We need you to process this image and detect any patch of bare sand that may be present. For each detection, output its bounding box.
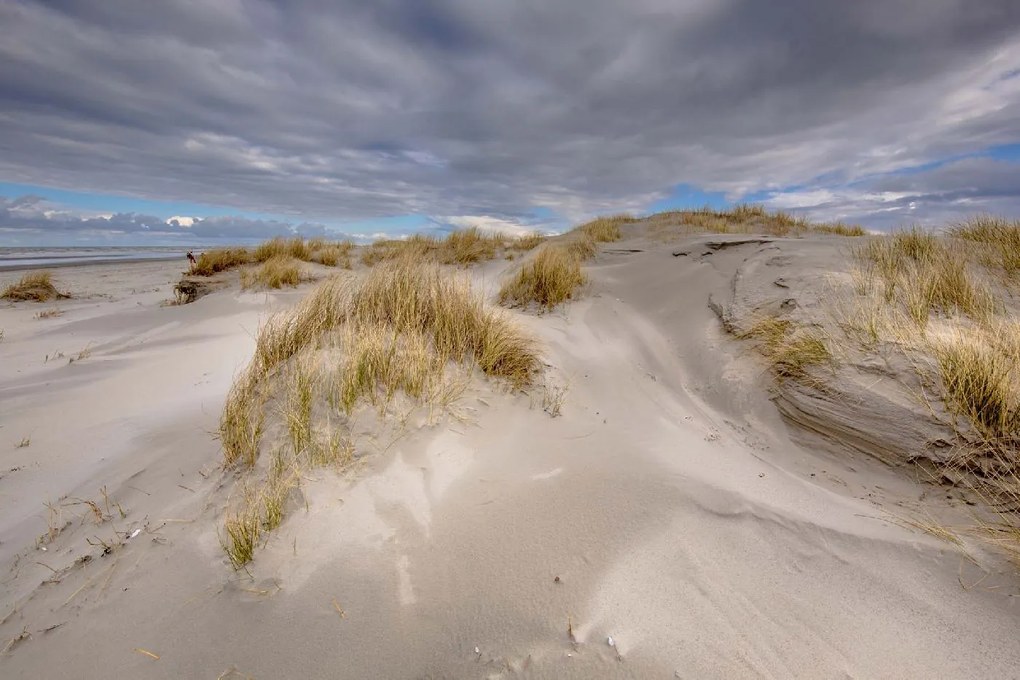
[0,241,1017,678]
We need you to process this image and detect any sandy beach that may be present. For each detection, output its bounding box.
[1,228,1018,679]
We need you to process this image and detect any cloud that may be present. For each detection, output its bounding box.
[0,195,346,242]
[0,1,1019,233]
[764,157,1020,229]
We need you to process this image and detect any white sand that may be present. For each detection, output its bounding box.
[0,243,1017,678]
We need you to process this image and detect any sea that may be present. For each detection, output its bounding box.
[0,246,192,271]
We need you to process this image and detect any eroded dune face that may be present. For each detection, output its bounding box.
[0,223,1017,679]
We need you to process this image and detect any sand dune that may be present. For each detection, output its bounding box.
[0,233,1017,678]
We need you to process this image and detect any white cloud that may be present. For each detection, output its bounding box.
[758,156,1020,229]
[765,189,836,209]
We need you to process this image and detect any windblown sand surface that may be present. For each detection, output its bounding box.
[1,240,1018,678]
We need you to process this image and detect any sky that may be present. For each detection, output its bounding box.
[2,1,1020,245]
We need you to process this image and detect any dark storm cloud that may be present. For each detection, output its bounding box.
[1,0,1020,232]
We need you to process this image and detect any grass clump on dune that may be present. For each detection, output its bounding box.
[219,260,539,565]
[440,227,505,264]
[509,233,547,251]
[739,316,832,383]
[308,241,353,267]
[853,228,997,325]
[253,236,354,267]
[648,204,809,237]
[360,239,399,267]
[356,228,543,268]
[223,503,261,569]
[360,228,512,267]
[932,327,1020,447]
[575,215,636,242]
[646,204,866,239]
[191,237,354,278]
[254,237,310,263]
[498,246,586,311]
[220,370,267,468]
[948,215,1020,279]
[815,222,868,237]
[330,323,443,415]
[348,261,538,386]
[240,255,304,290]
[192,247,253,276]
[566,236,598,261]
[1,271,68,302]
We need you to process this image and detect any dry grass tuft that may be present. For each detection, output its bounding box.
[223,503,260,569]
[815,222,868,237]
[509,233,547,251]
[740,316,832,382]
[193,237,355,277]
[284,360,315,454]
[360,236,434,266]
[220,370,267,467]
[192,248,253,276]
[360,229,511,267]
[645,205,860,239]
[932,329,1020,447]
[498,246,586,311]
[565,236,598,261]
[948,215,1020,279]
[2,272,68,302]
[440,227,505,264]
[329,323,442,414]
[352,261,539,386]
[575,215,636,242]
[308,241,353,268]
[853,229,996,323]
[739,316,792,351]
[253,237,310,263]
[240,255,304,290]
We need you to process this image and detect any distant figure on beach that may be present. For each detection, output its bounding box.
[187,251,197,269]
